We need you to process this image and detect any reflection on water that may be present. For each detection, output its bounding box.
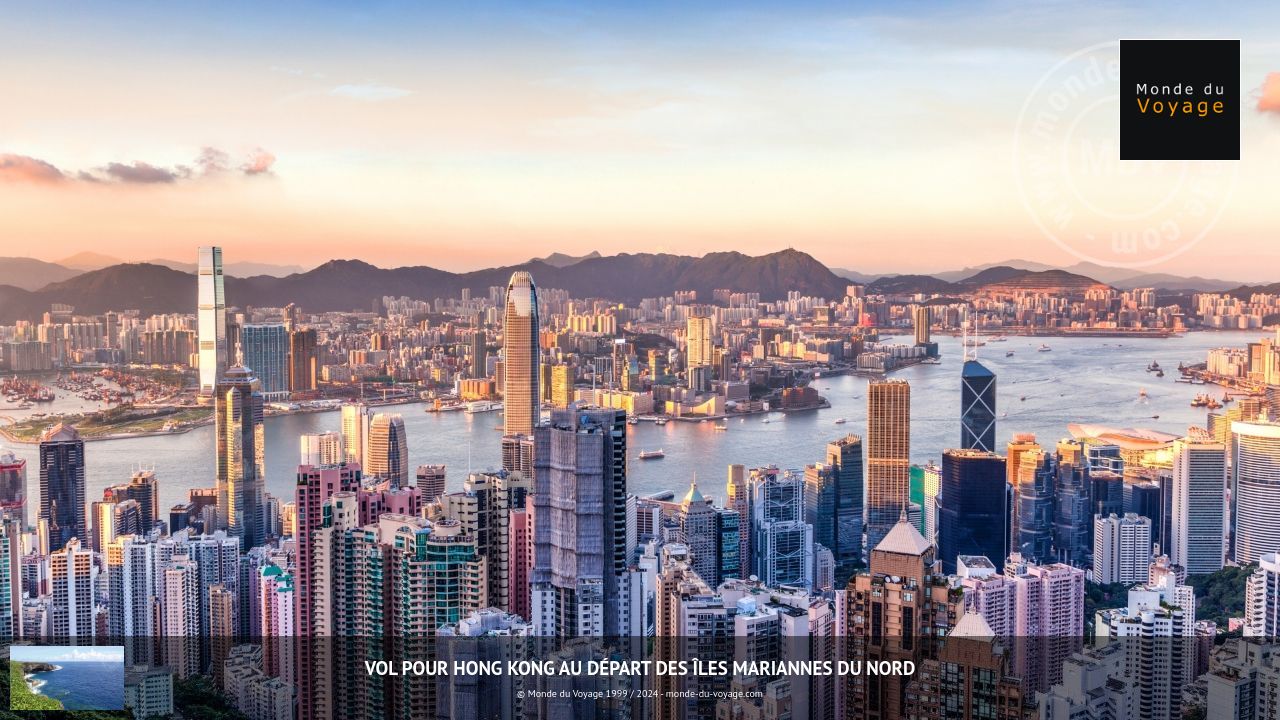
[1,332,1257,512]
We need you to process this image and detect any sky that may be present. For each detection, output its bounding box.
[2,1,1279,279]
[10,645,124,664]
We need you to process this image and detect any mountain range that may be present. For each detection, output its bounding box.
[0,250,1268,323]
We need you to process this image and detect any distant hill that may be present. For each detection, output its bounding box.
[975,269,1108,297]
[530,251,602,268]
[954,265,1036,288]
[145,258,308,277]
[867,274,958,295]
[0,249,852,322]
[56,251,122,271]
[0,257,81,290]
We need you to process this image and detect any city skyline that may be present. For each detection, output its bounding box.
[4,2,1280,278]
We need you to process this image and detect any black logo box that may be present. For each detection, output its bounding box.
[1120,39,1240,160]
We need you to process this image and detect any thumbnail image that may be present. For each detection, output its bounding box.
[9,646,124,711]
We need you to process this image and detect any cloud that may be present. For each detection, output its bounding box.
[241,147,276,175]
[1258,72,1280,114]
[101,161,188,184]
[0,148,277,186]
[329,83,413,101]
[0,154,67,183]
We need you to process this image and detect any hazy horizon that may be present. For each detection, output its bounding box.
[4,1,1280,280]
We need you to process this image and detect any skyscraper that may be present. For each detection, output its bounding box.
[340,402,371,465]
[1092,513,1152,584]
[1013,448,1055,563]
[198,246,228,396]
[240,323,290,398]
[937,449,1008,574]
[866,379,911,555]
[530,407,627,637]
[726,464,751,576]
[50,537,96,639]
[39,423,85,552]
[824,435,864,568]
[686,315,714,369]
[215,366,266,549]
[470,329,487,379]
[1231,419,1280,565]
[108,534,156,666]
[502,271,540,436]
[288,327,318,393]
[439,470,530,615]
[300,432,343,466]
[1244,553,1280,638]
[960,360,997,452]
[366,413,409,487]
[0,450,26,527]
[752,469,814,589]
[1171,433,1227,574]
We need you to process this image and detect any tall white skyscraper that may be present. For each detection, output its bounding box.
[300,432,343,467]
[197,246,228,396]
[1245,553,1280,638]
[1171,433,1227,574]
[49,537,97,639]
[1232,420,1280,564]
[1092,513,1152,585]
[340,403,371,466]
[502,271,540,436]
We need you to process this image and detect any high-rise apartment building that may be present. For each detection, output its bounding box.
[1231,420,1280,564]
[365,413,409,487]
[530,407,627,637]
[1245,553,1280,638]
[39,423,85,552]
[865,379,911,555]
[49,537,96,639]
[960,360,997,452]
[0,450,26,527]
[502,271,540,436]
[107,534,155,666]
[161,557,201,679]
[686,315,714,371]
[215,366,266,549]
[415,464,446,501]
[439,469,530,614]
[198,246,228,396]
[1093,513,1152,584]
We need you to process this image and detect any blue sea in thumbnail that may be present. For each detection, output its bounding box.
[27,661,124,710]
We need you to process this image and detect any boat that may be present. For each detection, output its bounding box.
[465,400,503,414]
[655,417,669,426]
[762,418,771,424]
[1138,388,1148,399]
[1150,415,1160,419]
[833,417,847,425]
[1155,370,1164,378]
[714,422,728,431]
[1174,377,1193,384]
[1191,394,1210,408]
[1037,344,1051,352]
[638,449,665,460]
[1221,393,1233,404]
[627,417,639,425]
[1006,351,1015,358]
[1020,396,1026,401]
[1147,361,1161,372]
